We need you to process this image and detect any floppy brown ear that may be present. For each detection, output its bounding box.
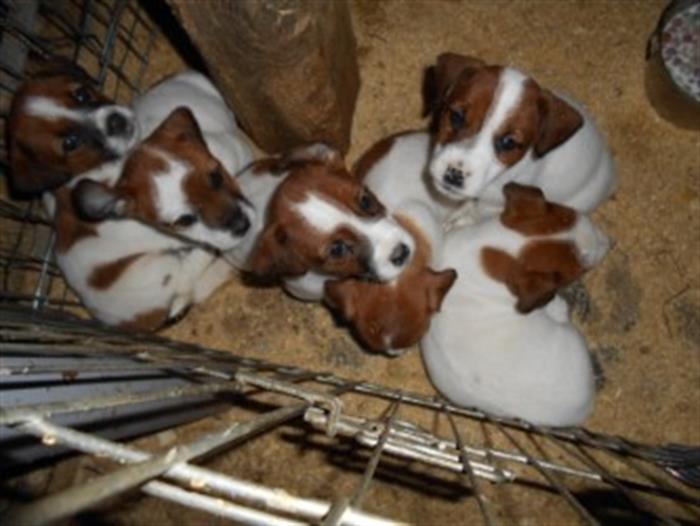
[250,223,308,279]
[425,268,458,313]
[423,53,486,116]
[8,141,70,196]
[508,270,560,314]
[534,89,584,158]
[324,279,358,321]
[502,183,547,221]
[151,107,206,147]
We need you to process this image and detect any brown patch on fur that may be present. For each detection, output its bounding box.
[324,215,456,352]
[435,66,501,145]
[88,253,144,290]
[494,79,541,167]
[501,183,577,235]
[352,131,419,181]
[53,187,98,254]
[250,158,387,280]
[7,73,113,195]
[481,239,585,313]
[424,53,487,117]
[118,307,170,332]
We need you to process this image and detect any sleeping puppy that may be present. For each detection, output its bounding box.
[6,61,138,197]
[422,183,610,427]
[228,144,416,301]
[55,107,251,331]
[324,199,456,355]
[425,53,616,220]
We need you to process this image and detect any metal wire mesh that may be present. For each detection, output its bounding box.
[0,1,698,524]
[1,306,699,524]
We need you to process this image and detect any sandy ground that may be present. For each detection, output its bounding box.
[4,1,699,524]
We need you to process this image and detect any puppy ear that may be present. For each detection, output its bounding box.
[508,270,560,314]
[324,279,358,321]
[8,141,70,196]
[502,183,547,220]
[250,223,308,279]
[71,179,128,222]
[33,56,92,83]
[151,107,206,146]
[425,268,458,313]
[423,53,486,116]
[534,89,584,158]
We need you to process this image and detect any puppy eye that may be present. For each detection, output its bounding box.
[449,108,466,131]
[329,240,352,259]
[73,86,92,104]
[173,214,197,228]
[495,135,519,153]
[62,133,82,153]
[209,170,224,189]
[358,189,377,214]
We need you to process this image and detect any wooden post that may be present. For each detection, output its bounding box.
[167,0,360,154]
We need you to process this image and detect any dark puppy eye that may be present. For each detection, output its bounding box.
[358,189,376,212]
[73,86,92,104]
[495,135,519,153]
[329,240,351,259]
[62,133,81,153]
[209,170,224,189]
[449,108,466,131]
[173,214,197,228]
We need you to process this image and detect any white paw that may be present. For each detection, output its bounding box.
[545,296,570,323]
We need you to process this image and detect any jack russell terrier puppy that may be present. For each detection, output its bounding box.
[426,53,616,220]
[7,61,138,197]
[227,143,416,302]
[324,199,456,355]
[55,106,252,331]
[422,183,610,427]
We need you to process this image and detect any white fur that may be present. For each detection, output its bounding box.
[55,71,254,328]
[363,132,462,223]
[429,67,616,215]
[133,71,253,178]
[421,213,610,427]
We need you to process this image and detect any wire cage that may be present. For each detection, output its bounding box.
[1,1,699,525]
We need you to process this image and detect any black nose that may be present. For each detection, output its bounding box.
[226,207,250,237]
[389,242,410,267]
[106,112,129,136]
[443,166,465,188]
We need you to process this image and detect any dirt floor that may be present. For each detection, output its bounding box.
[4,0,699,524]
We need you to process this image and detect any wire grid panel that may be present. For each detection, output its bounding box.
[0,0,155,313]
[1,305,698,525]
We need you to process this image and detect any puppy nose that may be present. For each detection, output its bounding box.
[443,166,465,188]
[226,207,250,237]
[389,242,410,267]
[106,112,129,136]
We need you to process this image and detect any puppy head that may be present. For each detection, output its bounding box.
[482,183,609,313]
[426,53,583,201]
[250,144,415,281]
[7,63,138,195]
[324,214,456,353]
[72,107,253,251]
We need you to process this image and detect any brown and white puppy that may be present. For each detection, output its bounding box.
[422,183,610,427]
[55,107,250,331]
[325,200,456,355]
[6,62,138,196]
[228,144,416,301]
[426,53,615,218]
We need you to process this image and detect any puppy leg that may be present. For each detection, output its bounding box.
[193,257,234,303]
[545,295,571,324]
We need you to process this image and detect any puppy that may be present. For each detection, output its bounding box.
[421,183,610,427]
[426,53,616,218]
[55,107,251,330]
[324,200,456,355]
[228,143,416,301]
[6,62,138,196]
